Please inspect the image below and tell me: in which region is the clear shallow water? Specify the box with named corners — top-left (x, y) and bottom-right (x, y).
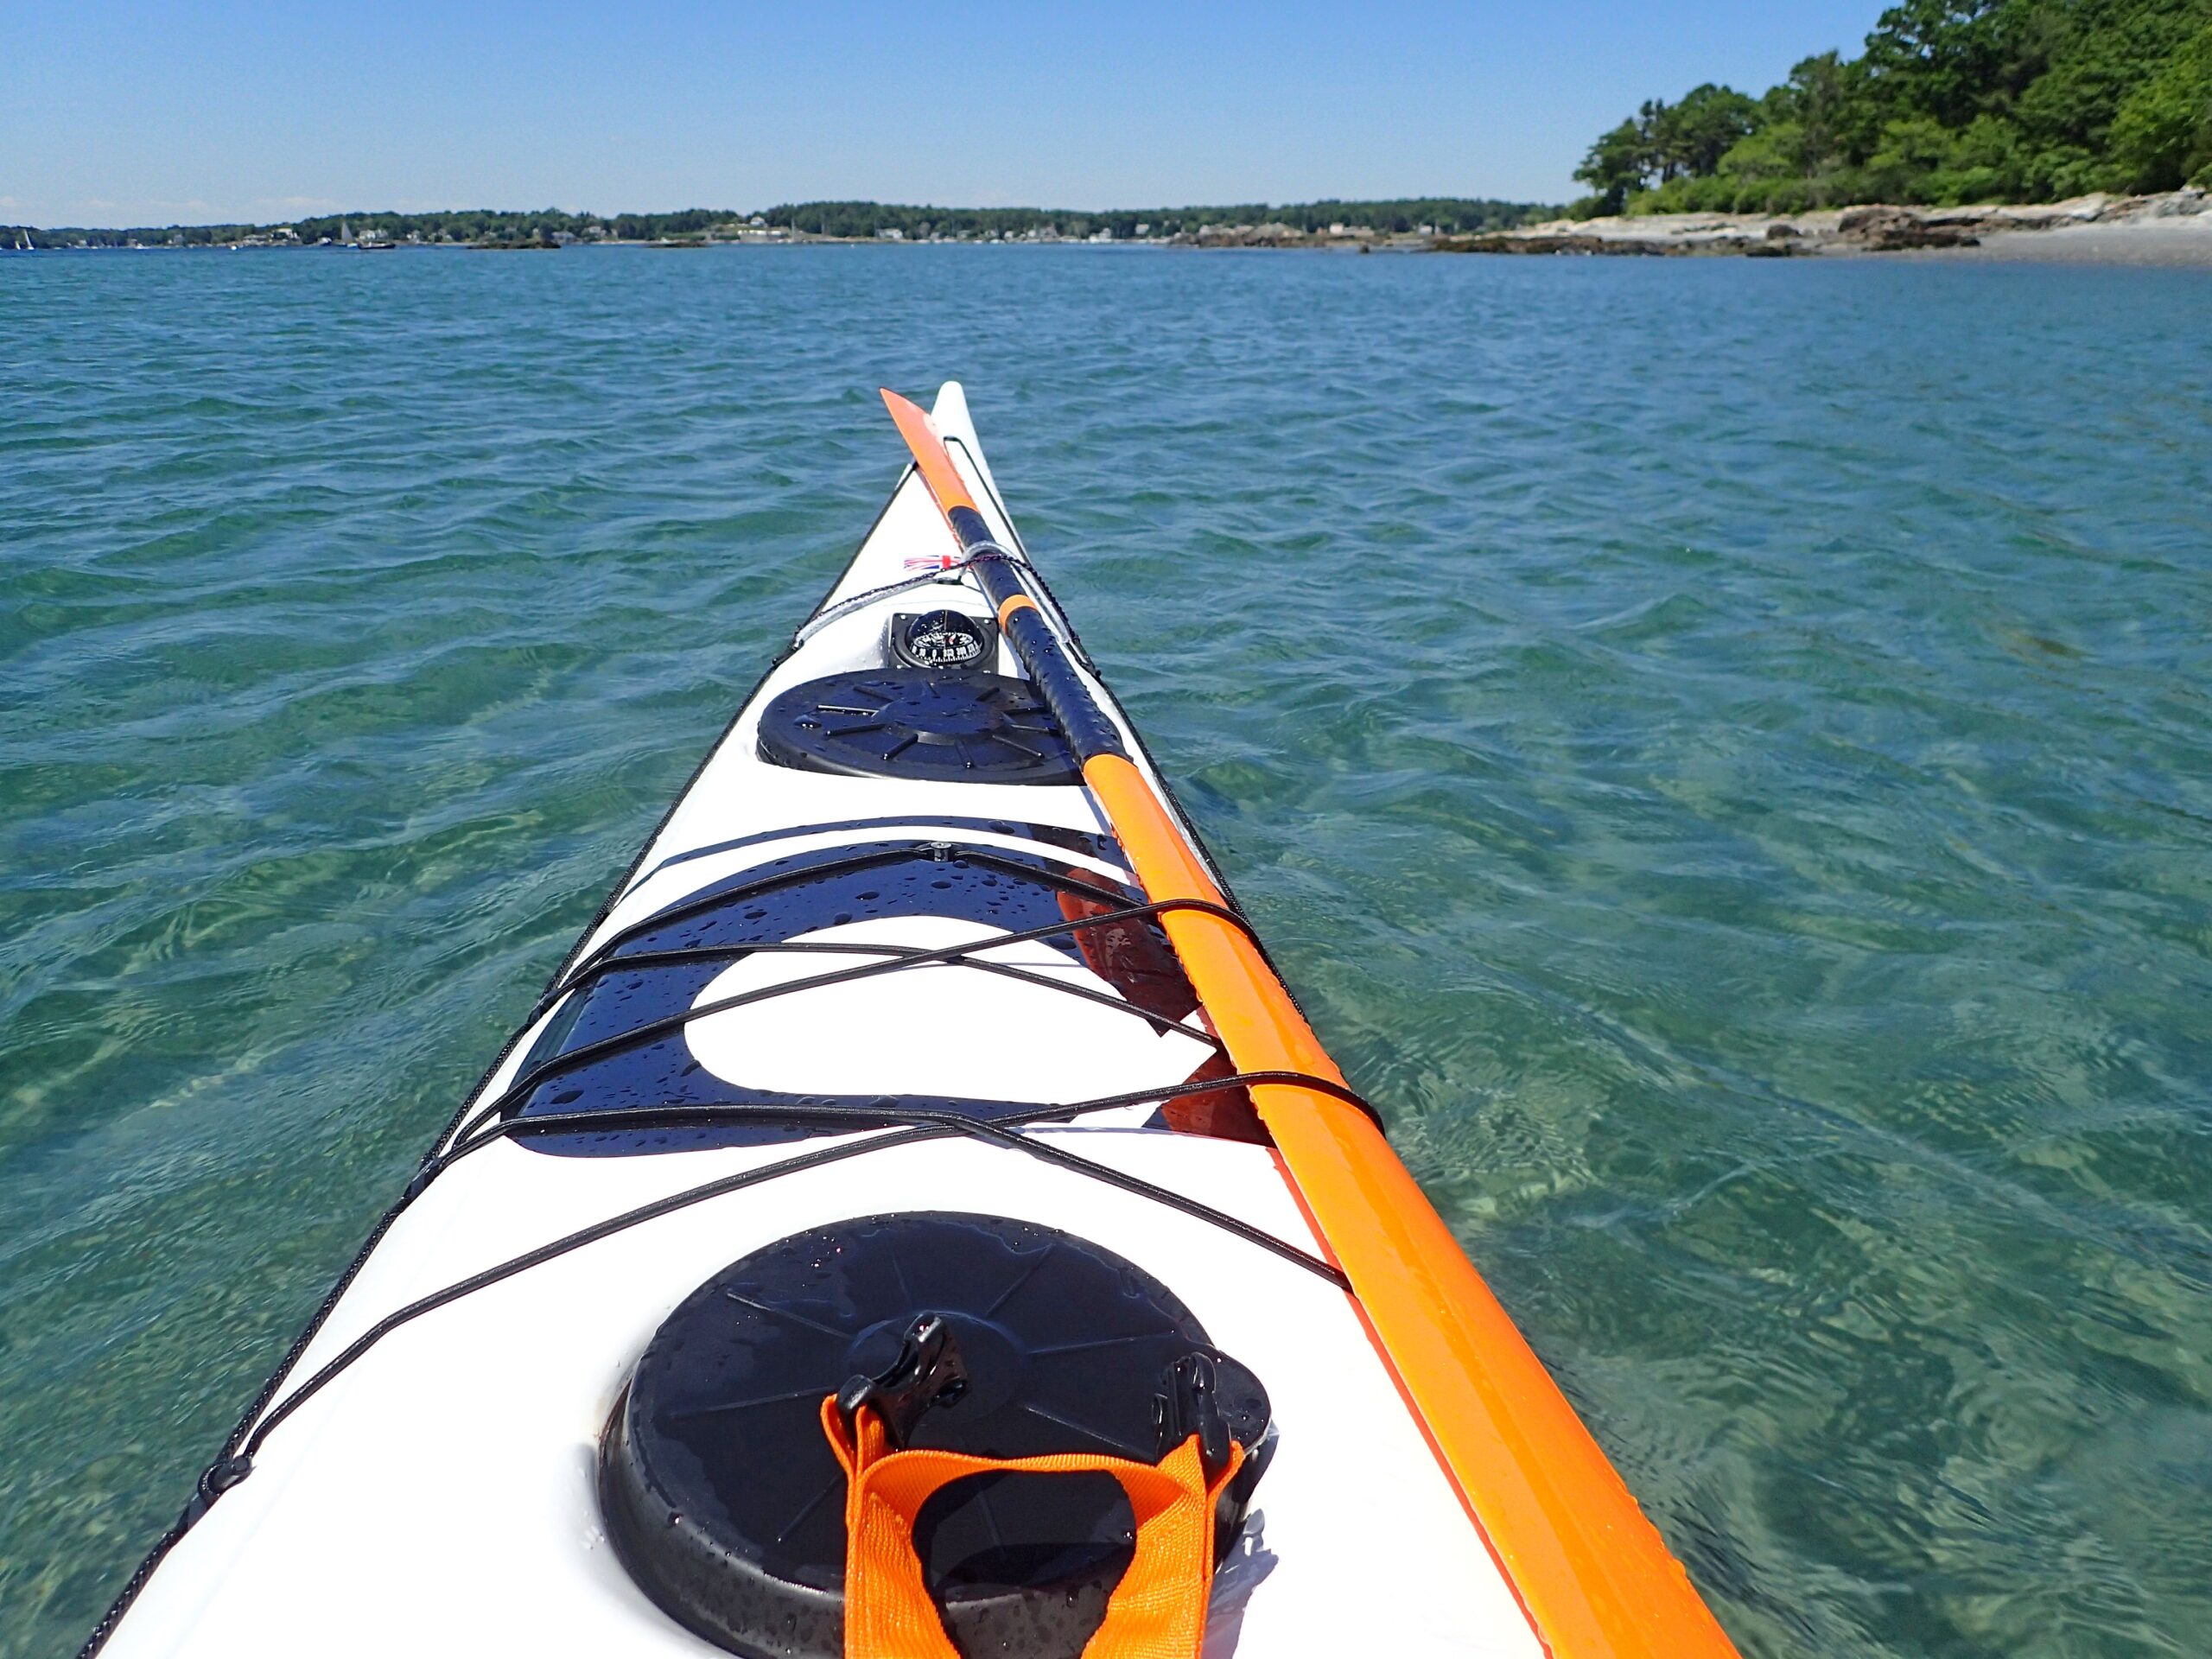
top-left (2, 245), bottom-right (2208, 1657)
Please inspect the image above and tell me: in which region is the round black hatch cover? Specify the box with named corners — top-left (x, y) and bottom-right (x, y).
top-left (600, 1212), bottom-right (1269, 1659)
top-left (756, 669), bottom-right (1081, 785)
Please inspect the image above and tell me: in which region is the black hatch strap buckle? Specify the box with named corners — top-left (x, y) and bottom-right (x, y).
top-left (1155, 1351), bottom-right (1234, 1484)
top-left (836, 1313), bottom-right (970, 1448)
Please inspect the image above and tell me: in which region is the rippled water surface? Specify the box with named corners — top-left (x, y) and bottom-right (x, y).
top-left (3, 246), bottom-right (2209, 1657)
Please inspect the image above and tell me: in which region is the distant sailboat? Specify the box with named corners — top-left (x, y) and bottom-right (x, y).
top-left (339, 218), bottom-right (394, 251)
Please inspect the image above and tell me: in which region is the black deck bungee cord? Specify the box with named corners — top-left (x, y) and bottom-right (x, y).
top-left (551, 840), bottom-right (1143, 1001)
top-left (77, 835), bottom-right (1385, 1655)
top-left (442, 1068), bottom-right (1382, 1169)
top-left (447, 883), bottom-right (1276, 1154)
top-left (615, 811), bottom-right (1121, 910)
top-left (181, 856), bottom-right (1383, 1505)
top-left (238, 1068), bottom-right (1370, 1468)
top-left (789, 543), bottom-right (1039, 645)
top-left (537, 931), bottom-right (1214, 1045)
top-left (540, 839), bottom-right (1318, 1069)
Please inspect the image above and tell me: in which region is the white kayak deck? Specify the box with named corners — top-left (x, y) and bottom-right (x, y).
top-left (104, 386), bottom-right (1544, 1658)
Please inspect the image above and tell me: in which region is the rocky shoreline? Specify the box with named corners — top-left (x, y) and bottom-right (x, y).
top-left (1433, 188), bottom-right (2212, 260)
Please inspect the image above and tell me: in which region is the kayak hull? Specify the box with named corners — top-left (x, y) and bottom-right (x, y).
top-left (90, 384), bottom-right (1729, 1659)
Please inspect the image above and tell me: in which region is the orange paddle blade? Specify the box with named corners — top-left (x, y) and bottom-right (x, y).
top-left (880, 389), bottom-right (980, 518)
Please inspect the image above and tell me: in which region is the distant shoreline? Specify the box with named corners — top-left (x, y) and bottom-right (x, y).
top-left (12, 189), bottom-right (2208, 267)
top-left (0, 199), bottom-right (1546, 254)
top-left (0, 232), bottom-right (1433, 254)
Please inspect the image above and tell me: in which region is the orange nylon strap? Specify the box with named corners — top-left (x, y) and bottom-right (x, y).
top-left (821, 1397), bottom-right (1242, 1659)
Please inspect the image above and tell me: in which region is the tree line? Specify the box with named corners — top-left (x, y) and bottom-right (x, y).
top-left (10, 208), bottom-right (728, 249)
top-left (9, 199), bottom-right (1551, 250)
top-left (1573, 0), bottom-right (2212, 215)
top-left (770, 199), bottom-right (1546, 238)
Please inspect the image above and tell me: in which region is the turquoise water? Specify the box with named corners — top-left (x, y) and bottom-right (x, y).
top-left (3, 245), bottom-right (2208, 1657)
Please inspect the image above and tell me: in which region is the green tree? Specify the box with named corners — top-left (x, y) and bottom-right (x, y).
top-left (2108, 19), bottom-right (2212, 184)
top-left (1866, 112), bottom-right (1964, 197)
top-left (1581, 0), bottom-right (2212, 209)
top-left (1654, 84), bottom-right (1763, 176)
top-left (1574, 118), bottom-right (1653, 211)
top-left (1772, 51), bottom-right (1875, 174)
top-left (1860, 0), bottom-right (2041, 127)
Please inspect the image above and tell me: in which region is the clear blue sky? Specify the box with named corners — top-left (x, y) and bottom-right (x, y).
top-left (3, 0), bottom-right (1887, 227)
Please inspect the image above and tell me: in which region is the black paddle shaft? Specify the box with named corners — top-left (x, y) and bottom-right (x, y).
top-left (944, 502), bottom-right (1129, 764)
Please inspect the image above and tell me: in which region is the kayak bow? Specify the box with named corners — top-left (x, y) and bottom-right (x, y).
top-left (86, 384), bottom-right (1735, 1659)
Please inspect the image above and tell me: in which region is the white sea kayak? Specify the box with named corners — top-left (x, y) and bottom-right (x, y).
top-left (86, 385), bottom-right (1736, 1659)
